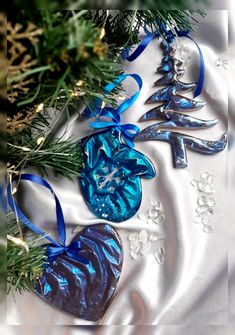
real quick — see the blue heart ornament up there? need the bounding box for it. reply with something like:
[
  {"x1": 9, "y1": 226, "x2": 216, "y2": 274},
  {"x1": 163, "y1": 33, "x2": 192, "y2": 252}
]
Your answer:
[
  {"x1": 34, "y1": 224, "x2": 123, "y2": 321},
  {"x1": 80, "y1": 128, "x2": 156, "y2": 222}
]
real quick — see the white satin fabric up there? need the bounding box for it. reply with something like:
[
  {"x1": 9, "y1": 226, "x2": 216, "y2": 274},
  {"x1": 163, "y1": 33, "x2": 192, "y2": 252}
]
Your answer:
[
  {"x1": 6, "y1": 9, "x2": 233, "y2": 334},
  {"x1": 228, "y1": 0, "x2": 235, "y2": 329}
]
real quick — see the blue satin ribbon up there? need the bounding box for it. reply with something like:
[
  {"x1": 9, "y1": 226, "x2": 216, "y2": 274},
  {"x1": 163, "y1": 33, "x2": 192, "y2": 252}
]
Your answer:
[
  {"x1": 46, "y1": 241, "x2": 84, "y2": 263},
  {"x1": 122, "y1": 31, "x2": 158, "y2": 61},
  {"x1": 122, "y1": 23, "x2": 204, "y2": 98},
  {"x1": 87, "y1": 73, "x2": 142, "y2": 148},
  {"x1": 0, "y1": 184, "x2": 6, "y2": 212},
  {"x1": 185, "y1": 35, "x2": 204, "y2": 98},
  {"x1": 7, "y1": 174, "x2": 89, "y2": 264},
  {"x1": 90, "y1": 111, "x2": 140, "y2": 149}
]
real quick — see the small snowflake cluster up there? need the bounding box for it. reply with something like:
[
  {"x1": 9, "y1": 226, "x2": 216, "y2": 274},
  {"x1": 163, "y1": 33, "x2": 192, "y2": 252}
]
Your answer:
[
  {"x1": 216, "y1": 53, "x2": 229, "y2": 70},
  {"x1": 128, "y1": 197, "x2": 165, "y2": 263},
  {"x1": 138, "y1": 198, "x2": 165, "y2": 225},
  {"x1": 172, "y1": 40, "x2": 192, "y2": 69},
  {"x1": 128, "y1": 230, "x2": 165, "y2": 264},
  {"x1": 191, "y1": 172, "x2": 216, "y2": 233}
]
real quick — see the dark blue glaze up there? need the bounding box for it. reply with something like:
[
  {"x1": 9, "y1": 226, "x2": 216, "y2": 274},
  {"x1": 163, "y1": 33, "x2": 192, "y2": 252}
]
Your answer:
[
  {"x1": 154, "y1": 70, "x2": 185, "y2": 86},
  {"x1": 162, "y1": 55, "x2": 173, "y2": 63},
  {"x1": 161, "y1": 39, "x2": 171, "y2": 52},
  {"x1": 157, "y1": 60, "x2": 175, "y2": 73},
  {"x1": 146, "y1": 86, "x2": 176, "y2": 104},
  {"x1": 145, "y1": 82, "x2": 196, "y2": 104},
  {"x1": 34, "y1": 224, "x2": 123, "y2": 321},
  {"x1": 154, "y1": 71, "x2": 176, "y2": 86},
  {"x1": 163, "y1": 95, "x2": 206, "y2": 111},
  {"x1": 157, "y1": 58, "x2": 184, "y2": 74},
  {"x1": 135, "y1": 128, "x2": 227, "y2": 168},
  {"x1": 139, "y1": 110, "x2": 218, "y2": 129}
]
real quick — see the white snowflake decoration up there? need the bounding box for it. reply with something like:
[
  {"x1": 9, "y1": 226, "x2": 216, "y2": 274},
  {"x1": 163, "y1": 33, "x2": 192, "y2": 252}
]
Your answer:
[
  {"x1": 172, "y1": 40, "x2": 192, "y2": 69},
  {"x1": 191, "y1": 172, "x2": 216, "y2": 233},
  {"x1": 138, "y1": 198, "x2": 165, "y2": 225},
  {"x1": 128, "y1": 197, "x2": 166, "y2": 263},
  {"x1": 128, "y1": 229, "x2": 165, "y2": 264},
  {"x1": 215, "y1": 53, "x2": 229, "y2": 70}
]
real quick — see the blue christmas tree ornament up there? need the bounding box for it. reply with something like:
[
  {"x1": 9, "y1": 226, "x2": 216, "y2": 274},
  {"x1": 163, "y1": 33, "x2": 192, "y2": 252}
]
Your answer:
[{"x1": 134, "y1": 28, "x2": 227, "y2": 168}]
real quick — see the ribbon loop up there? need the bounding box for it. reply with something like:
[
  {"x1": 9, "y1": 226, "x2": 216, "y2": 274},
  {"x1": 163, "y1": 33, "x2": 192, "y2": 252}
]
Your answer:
[
  {"x1": 87, "y1": 73, "x2": 142, "y2": 148},
  {"x1": 160, "y1": 24, "x2": 204, "y2": 98},
  {"x1": 122, "y1": 30, "x2": 158, "y2": 62},
  {"x1": 120, "y1": 123, "x2": 140, "y2": 149},
  {"x1": 122, "y1": 22, "x2": 204, "y2": 98},
  {"x1": 7, "y1": 174, "x2": 89, "y2": 264}
]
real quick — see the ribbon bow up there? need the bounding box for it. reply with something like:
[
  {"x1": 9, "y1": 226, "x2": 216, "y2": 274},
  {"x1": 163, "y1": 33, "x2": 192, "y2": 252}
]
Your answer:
[
  {"x1": 90, "y1": 109, "x2": 140, "y2": 149},
  {"x1": 122, "y1": 22, "x2": 204, "y2": 98},
  {"x1": 85, "y1": 73, "x2": 142, "y2": 149},
  {"x1": 7, "y1": 174, "x2": 89, "y2": 265},
  {"x1": 46, "y1": 241, "x2": 88, "y2": 264},
  {"x1": 157, "y1": 23, "x2": 190, "y2": 43}
]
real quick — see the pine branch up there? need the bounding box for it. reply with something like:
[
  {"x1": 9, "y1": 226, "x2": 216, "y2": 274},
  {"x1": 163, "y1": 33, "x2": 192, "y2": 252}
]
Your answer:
[
  {"x1": 7, "y1": 219, "x2": 47, "y2": 294},
  {"x1": 0, "y1": 244, "x2": 6, "y2": 285},
  {"x1": 7, "y1": 103, "x2": 84, "y2": 179},
  {"x1": 8, "y1": 137, "x2": 84, "y2": 180},
  {"x1": 90, "y1": 10, "x2": 205, "y2": 55},
  {"x1": 7, "y1": 10, "x2": 122, "y2": 112},
  {"x1": 7, "y1": 10, "x2": 205, "y2": 114}
]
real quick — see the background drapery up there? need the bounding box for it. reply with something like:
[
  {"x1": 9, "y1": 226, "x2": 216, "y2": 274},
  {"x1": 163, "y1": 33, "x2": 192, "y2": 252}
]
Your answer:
[{"x1": 2, "y1": 6, "x2": 234, "y2": 335}]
